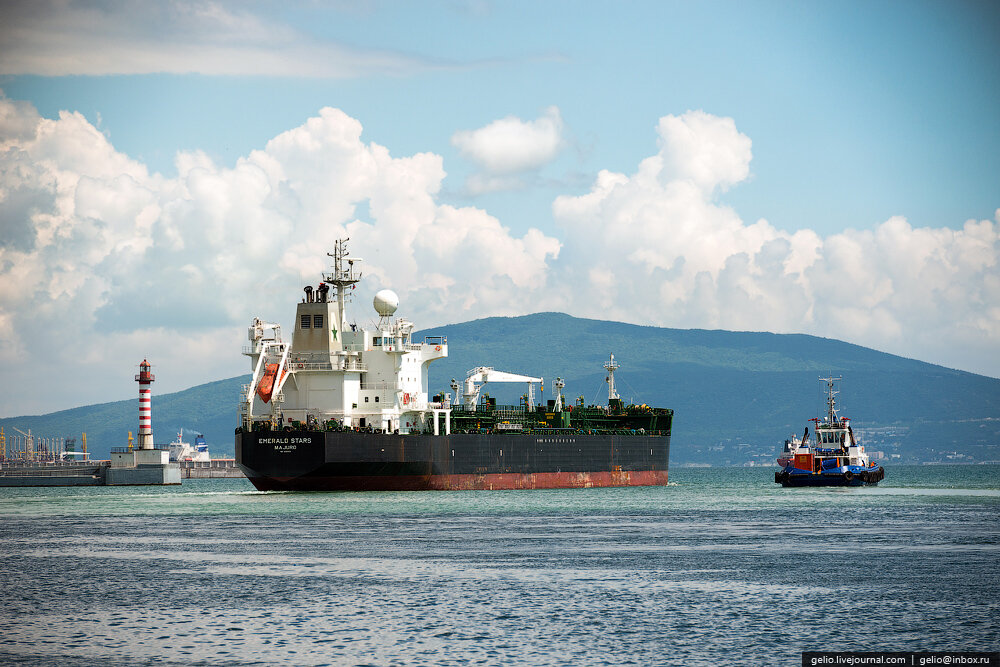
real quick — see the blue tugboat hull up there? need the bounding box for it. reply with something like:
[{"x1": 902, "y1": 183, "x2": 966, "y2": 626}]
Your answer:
[{"x1": 775, "y1": 466, "x2": 884, "y2": 487}]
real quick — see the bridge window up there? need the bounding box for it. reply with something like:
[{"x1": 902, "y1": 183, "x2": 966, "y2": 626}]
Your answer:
[
  {"x1": 300, "y1": 314, "x2": 310, "y2": 328},
  {"x1": 313, "y1": 314, "x2": 323, "y2": 328}
]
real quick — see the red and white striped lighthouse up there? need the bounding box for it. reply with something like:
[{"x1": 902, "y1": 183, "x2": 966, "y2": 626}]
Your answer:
[{"x1": 135, "y1": 359, "x2": 155, "y2": 450}]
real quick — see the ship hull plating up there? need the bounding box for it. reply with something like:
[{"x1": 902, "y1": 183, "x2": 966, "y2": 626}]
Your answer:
[{"x1": 237, "y1": 430, "x2": 670, "y2": 491}]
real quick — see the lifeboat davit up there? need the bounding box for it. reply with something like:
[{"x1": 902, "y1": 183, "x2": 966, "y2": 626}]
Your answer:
[{"x1": 256, "y1": 363, "x2": 285, "y2": 403}]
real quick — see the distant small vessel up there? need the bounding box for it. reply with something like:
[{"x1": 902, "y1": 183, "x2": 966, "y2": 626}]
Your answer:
[
  {"x1": 776, "y1": 432, "x2": 803, "y2": 468},
  {"x1": 775, "y1": 377, "x2": 885, "y2": 487},
  {"x1": 167, "y1": 432, "x2": 210, "y2": 463}
]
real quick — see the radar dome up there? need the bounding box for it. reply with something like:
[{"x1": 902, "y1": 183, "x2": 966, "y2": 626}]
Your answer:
[{"x1": 373, "y1": 289, "x2": 399, "y2": 317}]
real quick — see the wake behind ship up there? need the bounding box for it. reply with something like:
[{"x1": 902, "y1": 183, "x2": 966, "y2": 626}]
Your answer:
[{"x1": 235, "y1": 239, "x2": 672, "y2": 491}]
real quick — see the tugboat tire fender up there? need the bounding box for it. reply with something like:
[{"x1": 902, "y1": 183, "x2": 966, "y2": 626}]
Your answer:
[{"x1": 844, "y1": 471, "x2": 854, "y2": 482}]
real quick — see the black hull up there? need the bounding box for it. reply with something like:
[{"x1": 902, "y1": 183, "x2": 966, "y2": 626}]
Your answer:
[{"x1": 236, "y1": 430, "x2": 670, "y2": 491}]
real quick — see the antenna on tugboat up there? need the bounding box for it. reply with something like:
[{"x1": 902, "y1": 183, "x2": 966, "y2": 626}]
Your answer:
[{"x1": 820, "y1": 375, "x2": 842, "y2": 423}]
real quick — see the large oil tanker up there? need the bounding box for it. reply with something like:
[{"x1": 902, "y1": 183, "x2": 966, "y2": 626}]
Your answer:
[{"x1": 235, "y1": 239, "x2": 672, "y2": 491}]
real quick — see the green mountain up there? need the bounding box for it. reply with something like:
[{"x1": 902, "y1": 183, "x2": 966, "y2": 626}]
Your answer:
[{"x1": 4, "y1": 313, "x2": 998, "y2": 465}]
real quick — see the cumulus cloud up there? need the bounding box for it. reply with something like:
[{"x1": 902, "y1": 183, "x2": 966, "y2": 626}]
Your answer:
[
  {"x1": 0, "y1": 97, "x2": 560, "y2": 415},
  {"x1": 0, "y1": 98, "x2": 996, "y2": 418},
  {"x1": 452, "y1": 107, "x2": 565, "y2": 193},
  {"x1": 656, "y1": 111, "x2": 752, "y2": 193},
  {"x1": 552, "y1": 110, "x2": 1000, "y2": 374},
  {"x1": 0, "y1": 0, "x2": 425, "y2": 77}
]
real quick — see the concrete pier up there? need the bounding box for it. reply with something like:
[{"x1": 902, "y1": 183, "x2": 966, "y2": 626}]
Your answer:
[
  {"x1": 0, "y1": 461, "x2": 106, "y2": 486},
  {"x1": 107, "y1": 447, "x2": 180, "y2": 485},
  {"x1": 0, "y1": 453, "x2": 180, "y2": 487}
]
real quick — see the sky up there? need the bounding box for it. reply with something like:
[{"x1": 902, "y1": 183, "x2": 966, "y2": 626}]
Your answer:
[{"x1": 0, "y1": 0, "x2": 998, "y2": 417}]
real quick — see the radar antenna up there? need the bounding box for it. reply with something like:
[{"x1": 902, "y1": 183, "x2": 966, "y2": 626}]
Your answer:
[
  {"x1": 324, "y1": 238, "x2": 362, "y2": 333},
  {"x1": 553, "y1": 377, "x2": 566, "y2": 412}
]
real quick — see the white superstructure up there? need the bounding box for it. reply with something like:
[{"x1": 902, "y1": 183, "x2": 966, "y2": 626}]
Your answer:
[{"x1": 241, "y1": 239, "x2": 451, "y2": 435}]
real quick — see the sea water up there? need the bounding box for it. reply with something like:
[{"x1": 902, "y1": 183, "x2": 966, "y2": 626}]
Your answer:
[{"x1": 0, "y1": 465, "x2": 997, "y2": 666}]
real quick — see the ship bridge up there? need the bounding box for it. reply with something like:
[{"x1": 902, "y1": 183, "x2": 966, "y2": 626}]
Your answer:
[{"x1": 241, "y1": 239, "x2": 450, "y2": 435}]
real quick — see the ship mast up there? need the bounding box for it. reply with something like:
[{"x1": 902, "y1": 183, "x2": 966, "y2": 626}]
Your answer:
[
  {"x1": 323, "y1": 238, "x2": 362, "y2": 333},
  {"x1": 552, "y1": 377, "x2": 565, "y2": 412},
  {"x1": 604, "y1": 354, "x2": 620, "y2": 402}
]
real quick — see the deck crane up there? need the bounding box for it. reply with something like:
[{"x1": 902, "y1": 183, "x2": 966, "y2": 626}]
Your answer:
[{"x1": 451, "y1": 367, "x2": 544, "y2": 411}]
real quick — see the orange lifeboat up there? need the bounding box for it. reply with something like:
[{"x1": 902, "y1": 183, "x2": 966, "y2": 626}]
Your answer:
[{"x1": 256, "y1": 363, "x2": 285, "y2": 403}]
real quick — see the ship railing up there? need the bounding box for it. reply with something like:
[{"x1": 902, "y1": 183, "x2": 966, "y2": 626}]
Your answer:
[
  {"x1": 339, "y1": 338, "x2": 445, "y2": 354},
  {"x1": 344, "y1": 341, "x2": 441, "y2": 353},
  {"x1": 293, "y1": 361, "x2": 331, "y2": 371},
  {"x1": 360, "y1": 381, "x2": 417, "y2": 398},
  {"x1": 363, "y1": 381, "x2": 398, "y2": 390},
  {"x1": 289, "y1": 360, "x2": 368, "y2": 372},
  {"x1": 0, "y1": 460, "x2": 105, "y2": 470},
  {"x1": 0, "y1": 464, "x2": 105, "y2": 477}
]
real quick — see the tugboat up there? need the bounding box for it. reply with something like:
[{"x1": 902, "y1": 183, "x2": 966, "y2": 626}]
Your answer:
[
  {"x1": 777, "y1": 431, "x2": 804, "y2": 468},
  {"x1": 775, "y1": 377, "x2": 885, "y2": 487}
]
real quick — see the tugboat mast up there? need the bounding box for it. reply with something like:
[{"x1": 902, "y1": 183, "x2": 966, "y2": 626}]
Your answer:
[{"x1": 821, "y1": 375, "x2": 842, "y2": 423}]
